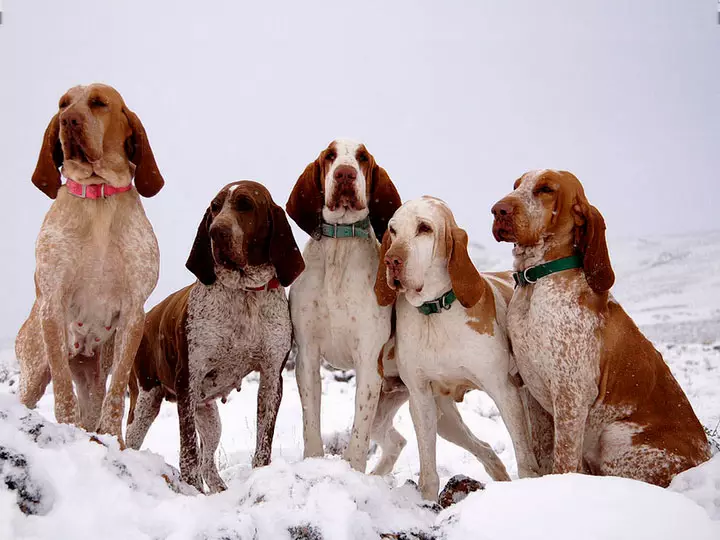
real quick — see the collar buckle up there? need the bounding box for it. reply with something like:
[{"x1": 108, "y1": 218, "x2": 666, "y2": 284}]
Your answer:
[{"x1": 523, "y1": 267, "x2": 537, "y2": 284}]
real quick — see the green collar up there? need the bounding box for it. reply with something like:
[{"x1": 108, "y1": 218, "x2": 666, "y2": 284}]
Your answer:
[
  {"x1": 512, "y1": 254, "x2": 583, "y2": 287},
  {"x1": 417, "y1": 289, "x2": 457, "y2": 315},
  {"x1": 320, "y1": 216, "x2": 371, "y2": 239}
]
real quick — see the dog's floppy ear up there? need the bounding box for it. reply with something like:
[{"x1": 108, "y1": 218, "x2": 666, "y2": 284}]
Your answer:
[
  {"x1": 123, "y1": 108, "x2": 165, "y2": 198},
  {"x1": 574, "y1": 197, "x2": 614, "y2": 293},
  {"x1": 269, "y1": 202, "x2": 306, "y2": 286},
  {"x1": 286, "y1": 159, "x2": 324, "y2": 238},
  {"x1": 447, "y1": 227, "x2": 486, "y2": 308},
  {"x1": 32, "y1": 113, "x2": 63, "y2": 199},
  {"x1": 374, "y1": 231, "x2": 397, "y2": 306},
  {"x1": 367, "y1": 159, "x2": 401, "y2": 240},
  {"x1": 186, "y1": 207, "x2": 216, "y2": 286}
]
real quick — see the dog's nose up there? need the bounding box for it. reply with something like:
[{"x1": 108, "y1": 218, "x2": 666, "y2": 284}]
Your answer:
[
  {"x1": 491, "y1": 201, "x2": 514, "y2": 217},
  {"x1": 61, "y1": 110, "x2": 83, "y2": 128},
  {"x1": 384, "y1": 254, "x2": 403, "y2": 269},
  {"x1": 209, "y1": 226, "x2": 232, "y2": 244},
  {"x1": 334, "y1": 165, "x2": 357, "y2": 183}
]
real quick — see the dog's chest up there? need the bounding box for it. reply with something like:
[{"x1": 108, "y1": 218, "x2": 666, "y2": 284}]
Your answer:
[
  {"x1": 396, "y1": 299, "x2": 508, "y2": 392},
  {"x1": 292, "y1": 238, "x2": 391, "y2": 367},
  {"x1": 507, "y1": 278, "x2": 601, "y2": 412},
  {"x1": 41, "y1": 195, "x2": 160, "y2": 357},
  {"x1": 186, "y1": 285, "x2": 290, "y2": 401}
]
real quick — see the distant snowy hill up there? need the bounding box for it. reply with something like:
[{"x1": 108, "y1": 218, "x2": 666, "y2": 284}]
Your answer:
[{"x1": 2, "y1": 231, "x2": 720, "y2": 538}]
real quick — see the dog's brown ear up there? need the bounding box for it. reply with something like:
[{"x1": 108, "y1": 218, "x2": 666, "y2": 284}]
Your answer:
[
  {"x1": 368, "y1": 162, "x2": 401, "y2": 240},
  {"x1": 447, "y1": 227, "x2": 486, "y2": 308},
  {"x1": 286, "y1": 160, "x2": 324, "y2": 238},
  {"x1": 574, "y1": 200, "x2": 614, "y2": 293},
  {"x1": 186, "y1": 208, "x2": 216, "y2": 286},
  {"x1": 374, "y1": 231, "x2": 397, "y2": 306},
  {"x1": 123, "y1": 108, "x2": 164, "y2": 198},
  {"x1": 32, "y1": 113, "x2": 63, "y2": 199},
  {"x1": 269, "y1": 202, "x2": 306, "y2": 286}
]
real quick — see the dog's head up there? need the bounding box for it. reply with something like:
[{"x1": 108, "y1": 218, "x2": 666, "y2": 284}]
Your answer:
[
  {"x1": 375, "y1": 197, "x2": 484, "y2": 309},
  {"x1": 186, "y1": 181, "x2": 305, "y2": 288},
  {"x1": 32, "y1": 83, "x2": 164, "y2": 198},
  {"x1": 491, "y1": 169, "x2": 614, "y2": 293},
  {"x1": 286, "y1": 139, "x2": 401, "y2": 240}
]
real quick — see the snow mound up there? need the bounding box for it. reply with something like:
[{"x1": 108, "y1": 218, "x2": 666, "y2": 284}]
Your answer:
[
  {"x1": 3, "y1": 394, "x2": 720, "y2": 539},
  {"x1": 441, "y1": 472, "x2": 720, "y2": 540},
  {"x1": 669, "y1": 453, "x2": 720, "y2": 521}
]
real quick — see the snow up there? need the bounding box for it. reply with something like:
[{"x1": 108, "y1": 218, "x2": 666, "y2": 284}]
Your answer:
[{"x1": 2, "y1": 231, "x2": 720, "y2": 538}]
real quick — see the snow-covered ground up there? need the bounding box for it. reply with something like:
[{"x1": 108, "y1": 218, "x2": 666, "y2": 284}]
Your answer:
[{"x1": 1, "y1": 231, "x2": 719, "y2": 538}]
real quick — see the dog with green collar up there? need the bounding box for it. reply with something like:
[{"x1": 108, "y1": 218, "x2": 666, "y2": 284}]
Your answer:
[{"x1": 375, "y1": 196, "x2": 541, "y2": 501}]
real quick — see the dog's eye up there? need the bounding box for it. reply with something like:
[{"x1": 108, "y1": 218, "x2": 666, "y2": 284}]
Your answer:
[
  {"x1": 325, "y1": 152, "x2": 336, "y2": 161},
  {"x1": 357, "y1": 152, "x2": 368, "y2": 163},
  {"x1": 534, "y1": 185, "x2": 554, "y2": 195},
  {"x1": 59, "y1": 99, "x2": 70, "y2": 109},
  {"x1": 388, "y1": 226, "x2": 396, "y2": 236},
  {"x1": 236, "y1": 197, "x2": 253, "y2": 212},
  {"x1": 90, "y1": 97, "x2": 108, "y2": 108},
  {"x1": 417, "y1": 222, "x2": 432, "y2": 235},
  {"x1": 210, "y1": 200, "x2": 222, "y2": 212}
]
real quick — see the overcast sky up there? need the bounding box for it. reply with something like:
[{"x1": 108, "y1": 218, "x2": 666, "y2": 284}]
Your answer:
[{"x1": 1, "y1": 0, "x2": 718, "y2": 343}]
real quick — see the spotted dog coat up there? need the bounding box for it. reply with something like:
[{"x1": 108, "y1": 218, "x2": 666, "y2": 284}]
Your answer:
[
  {"x1": 492, "y1": 169, "x2": 710, "y2": 486},
  {"x1": 16, "y1": 84, "x2": 164, "y2": 442},
  {"x1": 375, "y1": 197, "x2": 540, "y2": 500},
  {"x1": 286, "y1": 139, "x2": 404, "y2": 473},
  {"x1": 126, "y1": 181, "x2": 304, "y2": 493}
]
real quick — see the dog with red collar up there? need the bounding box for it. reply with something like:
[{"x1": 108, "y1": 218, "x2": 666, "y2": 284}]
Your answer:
[{"x1": 126, "y1": 181, "x2": 305, "y2": 493}]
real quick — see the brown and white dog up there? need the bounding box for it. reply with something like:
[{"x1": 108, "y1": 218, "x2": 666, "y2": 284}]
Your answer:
[
  {"x1": 286, "y1": 139, "x2": 402, "y2": 473},
  {"x1": 126, "y1": 181, "x2": 304, "y2": 492},
  {"x1": 491, "y1": 169, "x2": 710, "y2": 486},
  {"x1": 16, "y1": 84, "x2": 164, "y2": 442},
  {"x1": 375, "y1": 196, "x2": 539, "y2": 500}
]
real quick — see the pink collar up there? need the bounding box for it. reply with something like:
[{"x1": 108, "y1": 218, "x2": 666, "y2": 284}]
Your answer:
[
  {"x1": 244, "y1": 277, "x2": 281, "y2": 292},
  {"x1": 64, "y1": 177, "x2": 133, "y2": 199}
]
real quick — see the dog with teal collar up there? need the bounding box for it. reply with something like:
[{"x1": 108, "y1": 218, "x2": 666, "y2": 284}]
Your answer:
[{"x1": 286, "y1": 139, "x2": 405, "y2": 475}]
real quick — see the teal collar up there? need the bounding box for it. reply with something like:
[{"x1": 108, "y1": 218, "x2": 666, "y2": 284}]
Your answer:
[
  {"x1": 417, "y1": 289, "x2": 457, "y2": 315},
  {"x1": 512, "y1": 254, "x2": 583, "y2": 287},
  {"x1": 320, "y1": 216, "x2": 371, "y2": 239}
]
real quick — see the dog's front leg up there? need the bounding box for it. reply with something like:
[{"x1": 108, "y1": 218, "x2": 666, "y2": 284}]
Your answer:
[
  {"x1": 39, "y1": 298, "x2": 78, "y2": 425},
  {"x1": 407, "y1": 379, "x2": 439, "y2": 500},
  {"x1": 487, "y1": 377, "x2": 540, "y2": 479},
  {"x1": 176, "y1": 360, "x2": 203, "y2": 491},
  {"x1": 254, "y1": 363, "x2": 285, "y2": 468},
  {"x1": 344, "y1": 358, "x2": 382, "y2": 473},
  {"x1": 551, "y1": 383, "x2": 596, "y2": 474},
  {"x1": 97, "y1": 308, "x2": 145, "y2": 444},
  {"x1": 296, "y1": 341, "x2": 324, "y2": 458}
]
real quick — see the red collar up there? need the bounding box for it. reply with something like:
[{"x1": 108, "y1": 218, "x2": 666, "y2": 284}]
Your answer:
[
  {"x1": 64, "y1": 177, "x2": 133, "y2": 199},
  {"x1": 243, "y1": 277, "x2": 281, "y2": 292}
]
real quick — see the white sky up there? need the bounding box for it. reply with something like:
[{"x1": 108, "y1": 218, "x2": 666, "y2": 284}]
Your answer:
[{"x1": 1, "y1": 0, "x2": 718, "y2": 343}]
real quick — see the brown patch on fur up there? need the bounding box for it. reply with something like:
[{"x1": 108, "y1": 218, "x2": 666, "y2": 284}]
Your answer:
[
  {"x1": 433, "y1": 381, "x2": 473, "y2": 403},
  {"x1": 596, "y1": 300, "x2": 710, "y2": 485},
  {"x1": 464, "y1": 279, "x2": 496, "y2": 336}
]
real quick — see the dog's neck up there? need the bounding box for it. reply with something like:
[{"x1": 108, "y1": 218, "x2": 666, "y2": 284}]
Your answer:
[
  {"x1": 213, "y1": 264, "x2": 276, "y2": 291},
  {"x1": 512, "y1": 233, "x2": 576, "y2": 272}
]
